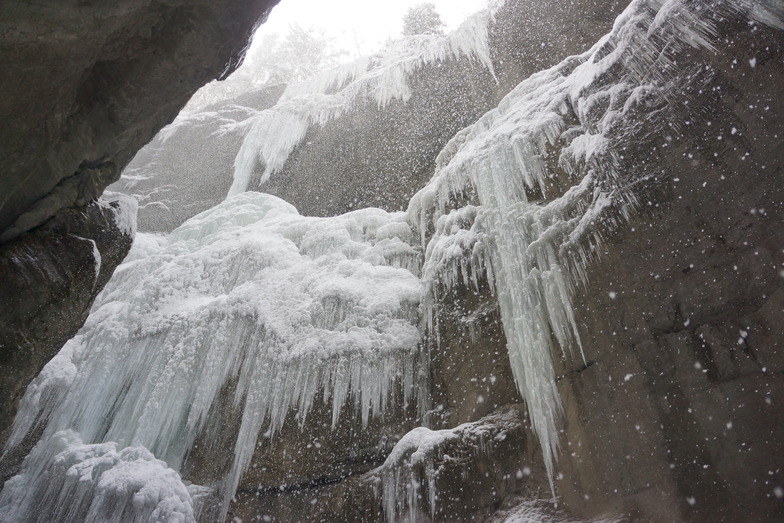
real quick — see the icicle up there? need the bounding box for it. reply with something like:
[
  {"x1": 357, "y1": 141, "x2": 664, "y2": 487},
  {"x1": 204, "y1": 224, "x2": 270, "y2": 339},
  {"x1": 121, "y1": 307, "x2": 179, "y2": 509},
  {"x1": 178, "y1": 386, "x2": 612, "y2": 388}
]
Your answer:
[
  {"x1": 406, "y1": 0, "x2": 784, "y2": 493},
  {"x1": 228, "y1": 6, "x2": 499, "y2": 195},
  {"x1": 378, "y1": 408, "x2": 523, "y2": 521}
]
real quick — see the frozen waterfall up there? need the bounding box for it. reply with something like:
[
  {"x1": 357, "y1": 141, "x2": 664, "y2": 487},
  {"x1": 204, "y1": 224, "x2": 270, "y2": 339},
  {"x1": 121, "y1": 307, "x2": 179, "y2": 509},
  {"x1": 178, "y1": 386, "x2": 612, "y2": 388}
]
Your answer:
[{"x1": 0, "y1": 193, "x2": 427, "y2": 521}]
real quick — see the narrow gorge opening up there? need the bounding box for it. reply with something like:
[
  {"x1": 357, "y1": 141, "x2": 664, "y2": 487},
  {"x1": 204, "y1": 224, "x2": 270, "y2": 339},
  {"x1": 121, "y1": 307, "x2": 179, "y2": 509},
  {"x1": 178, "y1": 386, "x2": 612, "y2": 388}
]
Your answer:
[{"x1": 0, "y1": 0, "x2": 782, "y2": 522}]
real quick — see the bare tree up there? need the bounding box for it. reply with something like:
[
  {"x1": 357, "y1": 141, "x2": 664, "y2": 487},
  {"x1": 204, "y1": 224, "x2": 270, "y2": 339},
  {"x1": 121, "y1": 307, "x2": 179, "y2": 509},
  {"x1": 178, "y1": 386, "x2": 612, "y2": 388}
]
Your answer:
[{"x1": 402, "y1": 3, "x2": 446, "y2": 36}]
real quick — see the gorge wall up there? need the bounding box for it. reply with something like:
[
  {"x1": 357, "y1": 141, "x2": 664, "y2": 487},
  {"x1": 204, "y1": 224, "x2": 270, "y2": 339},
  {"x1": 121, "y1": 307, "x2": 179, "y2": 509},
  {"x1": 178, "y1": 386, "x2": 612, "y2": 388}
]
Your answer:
[
  {"x1": 223, "y1": 1, "x2": 784, "y2": 521},
  {"x1": 116, "y1": 0, "x2": 625, "y2": 232}
]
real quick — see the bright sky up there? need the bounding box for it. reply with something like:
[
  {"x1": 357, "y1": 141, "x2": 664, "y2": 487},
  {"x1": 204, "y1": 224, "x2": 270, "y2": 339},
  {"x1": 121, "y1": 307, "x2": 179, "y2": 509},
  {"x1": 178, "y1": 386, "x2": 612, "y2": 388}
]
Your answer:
[{"x1": 252, "y1": 0, "x2": 490, "y2": 57}]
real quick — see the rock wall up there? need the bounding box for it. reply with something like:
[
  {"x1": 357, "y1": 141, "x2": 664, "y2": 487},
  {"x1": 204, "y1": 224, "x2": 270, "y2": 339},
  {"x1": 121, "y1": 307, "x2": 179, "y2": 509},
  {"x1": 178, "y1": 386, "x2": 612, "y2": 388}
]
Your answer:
[
  {"x1": 0, "y1": 196, "x2": 135, "y2": 479},
  {"x1": 111, "y1": 85, "x2": 285, "y2": 232},
  {"x1": 216, "y1": 0, "x2": 629, "y2": 520},
  {"x1": 115, "y1": 0, "x2": 626, "y2": 233},
  {"x1": 0, "y1": 0, "x2": 279, "y2": 242},
  {"x1": 414, "y1": 4, "x2": 784, "y2": 522},
  {"x1": 261, "y1": 0, "x2": 626, "y2": 217},
  {"x1": 552, "y1": 15, "x2": 784, "y2": 520}
]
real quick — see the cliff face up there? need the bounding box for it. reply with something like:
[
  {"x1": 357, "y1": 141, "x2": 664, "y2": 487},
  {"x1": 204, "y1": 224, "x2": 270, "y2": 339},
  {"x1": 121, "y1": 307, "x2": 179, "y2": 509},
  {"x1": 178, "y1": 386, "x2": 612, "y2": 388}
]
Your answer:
[
  {"x1": 227, "y1": 1, "x2": 784, "y2": 521},
  {"x1": 412, "y1": 4, "x2": 784, "y2": 522},
  {"x1": 0, "y1": 196, "x2": 136, "y2": 479},
  {"x1": 0, "y1": 0, "x2": 279, "y2": 456},
  {"x1": 245, "y1": 0, "x2": 627, "y2": 218},
  {"x1": 115, "y1": 0, "x2": 626, "y2": 232},
  {"x1": 554, "y1": 15, "x2": 784, "y2": 518},
  {"x1": 110, "y1": 85, "x2": 286, "y2": 232}
]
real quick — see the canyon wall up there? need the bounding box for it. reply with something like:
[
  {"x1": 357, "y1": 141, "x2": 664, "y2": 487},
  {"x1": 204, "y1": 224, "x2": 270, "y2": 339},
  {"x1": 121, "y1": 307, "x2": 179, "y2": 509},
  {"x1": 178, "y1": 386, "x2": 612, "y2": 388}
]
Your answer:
[
  {"x1": 1, "y1": 0, "x2": 782, "y2": 521},
  {"x1": 117, "y1": 0, "x2": 625, "y2": 232}
]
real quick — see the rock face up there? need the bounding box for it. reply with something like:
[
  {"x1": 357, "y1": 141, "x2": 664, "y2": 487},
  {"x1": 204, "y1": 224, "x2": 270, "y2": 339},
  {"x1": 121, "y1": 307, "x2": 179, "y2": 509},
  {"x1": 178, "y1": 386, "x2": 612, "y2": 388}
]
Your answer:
[
  {"x1": 111, "y1": 85, "x2": 285, "y2": 232},
  {"x1": 411, "y1": 4, "x2": 784, "y2": 523},
  {"x1": 252, "y1": 0, "x2": 626, "y2": 218},
  {"x1": 2, "y1": 0, "x2": 783, "y2": 521},
  {"x1": 0, "y1": 195, "x2": 136, "y2": 478},
  {"x1": 213, "y1": 0, "x2": 631, "y2": 519},
  {"x1": 226, "y1": 1, "x2": 784, "y2": 522},
  {"x1": 552, "y1": 15, "x2": 784, "y2": 519},
  {"x1": 0, "y1": 0, "x2": 279, "y2": 457},
  {"x1": 114, "y1": 0, "x2": 626, "y2": 232},
  {"x1": 0, "y1": 0, "x2": 279, "y2": 242}
]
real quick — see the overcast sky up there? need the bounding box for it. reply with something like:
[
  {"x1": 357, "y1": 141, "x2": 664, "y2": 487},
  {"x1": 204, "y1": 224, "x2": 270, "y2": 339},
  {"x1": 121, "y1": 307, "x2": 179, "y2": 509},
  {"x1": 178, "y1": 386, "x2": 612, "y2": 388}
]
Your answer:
[{"x1": 252, "y1": 0, "x2": 490, "y2": 57}]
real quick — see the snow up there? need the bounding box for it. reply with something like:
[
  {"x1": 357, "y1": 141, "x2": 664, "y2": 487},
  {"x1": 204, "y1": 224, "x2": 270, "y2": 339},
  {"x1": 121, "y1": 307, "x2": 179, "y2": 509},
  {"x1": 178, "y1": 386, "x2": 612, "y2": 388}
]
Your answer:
[
  {"x1": 419, "y1": 204, "x2": 496, "y2": 341},
  {"x1": 71, "y1": 236, "x2": 102, "y2": 280},
  {"x1": 380, "y1": 426, "x2": 456, "y2": 521},
  {"x1": 378, "y1": 407, "x2": 523, "y2": 521},
  {"x1": 487, "y1": 497, "x2": 622, "y2": 523},
  {"x1": 99, "y1": 192, "x2": 139, "y2": 238},
  {"x1": 0, "y1": 431, "x2": 195, "y2": 523},
  {"x1": 2, "y1": 192, "x2": 426, "y2": 520}
]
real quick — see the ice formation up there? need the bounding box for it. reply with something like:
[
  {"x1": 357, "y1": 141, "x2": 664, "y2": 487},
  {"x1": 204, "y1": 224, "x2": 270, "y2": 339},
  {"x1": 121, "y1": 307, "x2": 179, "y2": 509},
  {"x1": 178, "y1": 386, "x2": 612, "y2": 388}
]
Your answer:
[
  {"x1": 0, "y1": 431, "x2": 196, "y2": 523},
  {"x1": 227, "y1": 4, "x2": 500, "y2": 196},
  {"x1": 1, "y1": 193, "x2": 426, "y2": 521},
  {"x1": 406, "y1": 0, "x2": 784, "y2": 495},
  {"x1": 379, "y1": 407, "x2": 524, "y2": 522}
]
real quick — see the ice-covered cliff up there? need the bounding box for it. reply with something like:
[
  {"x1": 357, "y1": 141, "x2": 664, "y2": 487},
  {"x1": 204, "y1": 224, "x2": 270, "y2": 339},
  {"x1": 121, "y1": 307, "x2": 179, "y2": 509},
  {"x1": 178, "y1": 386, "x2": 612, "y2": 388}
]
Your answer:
[{"x1": 2, "y1": 0, "x2": 783, "y2": 522}]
